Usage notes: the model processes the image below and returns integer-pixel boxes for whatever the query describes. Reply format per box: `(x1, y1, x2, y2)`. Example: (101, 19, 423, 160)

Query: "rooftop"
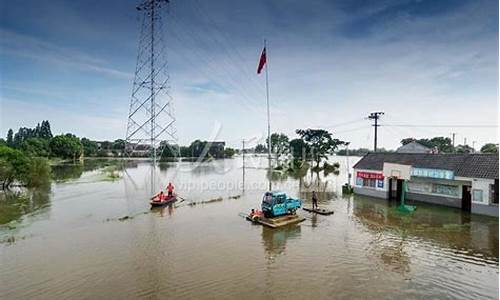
(353, 153, 499, 179)
(396, 141, 432, 153)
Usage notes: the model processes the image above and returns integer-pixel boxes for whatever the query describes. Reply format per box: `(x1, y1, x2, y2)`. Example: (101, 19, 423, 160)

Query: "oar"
(176, 195, 188, 203)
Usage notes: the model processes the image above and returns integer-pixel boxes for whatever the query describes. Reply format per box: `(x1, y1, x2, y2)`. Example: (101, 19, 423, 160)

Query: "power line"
(321, 118, 366, 129)
(381, 124, 498, 128)
(335, 125, 369, 134)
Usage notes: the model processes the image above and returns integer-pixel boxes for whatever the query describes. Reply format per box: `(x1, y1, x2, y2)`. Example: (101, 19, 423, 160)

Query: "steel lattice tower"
(126, 0, 176, 164)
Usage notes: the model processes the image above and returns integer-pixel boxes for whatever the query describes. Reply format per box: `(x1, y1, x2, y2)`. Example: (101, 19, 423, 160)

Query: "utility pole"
(464, 137, 467, 146)
(368, 112, 384, 152)
(451, 133, 456, 152)
(242, 139, 246, 193)
(242, 139, 245, 166)
(472, 141, 476, 153)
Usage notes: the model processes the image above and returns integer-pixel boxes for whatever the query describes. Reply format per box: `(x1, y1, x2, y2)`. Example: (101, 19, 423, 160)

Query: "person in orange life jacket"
(166, 182, 174, 197)
(152, 191, 166, 202)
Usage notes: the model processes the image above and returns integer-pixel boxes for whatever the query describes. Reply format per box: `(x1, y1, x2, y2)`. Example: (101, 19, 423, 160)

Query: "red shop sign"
(357, 171, 384, 180)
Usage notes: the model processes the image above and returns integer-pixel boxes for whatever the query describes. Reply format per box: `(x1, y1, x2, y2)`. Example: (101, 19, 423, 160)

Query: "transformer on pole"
(126, 0, 176, 165)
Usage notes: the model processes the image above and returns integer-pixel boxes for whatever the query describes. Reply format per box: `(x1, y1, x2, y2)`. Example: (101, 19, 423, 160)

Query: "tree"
(49, 134, 82, 160)
(224, 147, 236, 158)
(267, 133, 289, 156)
(188, 140, 207, 158)
(295, 128, 347, 168)
(6, 129, 13, 146)
(455, 144, 474, 154)
(99, 141, 112, 150)
(0, 145, 30, 188)
(81, 138, 98, 157)
(180, 146, 191, 157)
(401, 138, 416, 145)
(289, 138, 310, 159)
(39, 120, 53, 139)
(336, 148, 371, 156)
(25, 157, 51, 188)
(160, 143, 179, 159)
(112, 139, 126, 150)
(428, 137, 454, 153)
(20, 138, 50, 157)
(480, 143, 498, 154)
(255, 144, 267, 153)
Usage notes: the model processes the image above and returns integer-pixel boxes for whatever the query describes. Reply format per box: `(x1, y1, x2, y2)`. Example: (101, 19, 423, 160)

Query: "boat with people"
(150, 195, 177, 207)
(150, 182, 178, 207)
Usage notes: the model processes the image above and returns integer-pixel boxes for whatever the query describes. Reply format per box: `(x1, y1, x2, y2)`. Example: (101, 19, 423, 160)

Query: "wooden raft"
(302, 207, 334, 215)
(255, 214, 305, 228)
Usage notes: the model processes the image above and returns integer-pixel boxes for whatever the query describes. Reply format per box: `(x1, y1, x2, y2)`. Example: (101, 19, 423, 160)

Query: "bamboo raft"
(302, 207, 334, 215)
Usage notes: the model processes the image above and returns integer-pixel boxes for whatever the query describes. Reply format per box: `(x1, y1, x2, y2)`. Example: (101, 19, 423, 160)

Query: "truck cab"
(261, 191, 302, 218)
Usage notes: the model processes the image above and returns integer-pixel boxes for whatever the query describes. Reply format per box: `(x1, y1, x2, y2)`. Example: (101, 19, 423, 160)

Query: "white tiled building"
(353, 153, 499, 217)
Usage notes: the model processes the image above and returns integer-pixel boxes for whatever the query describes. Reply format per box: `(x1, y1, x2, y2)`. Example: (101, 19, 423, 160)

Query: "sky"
(0, 0, 498, 150)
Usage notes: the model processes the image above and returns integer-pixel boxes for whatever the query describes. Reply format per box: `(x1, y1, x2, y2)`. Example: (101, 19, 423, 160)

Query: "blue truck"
(261, 191, 302, 218)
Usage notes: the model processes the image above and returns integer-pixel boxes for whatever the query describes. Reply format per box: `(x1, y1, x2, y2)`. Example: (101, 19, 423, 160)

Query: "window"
(490, 183, 499, 205)
(408, 182, 431, 193)
(473, 189, 483, 203)
(431, 184, 459, 197)
(362, 178, 376, 188)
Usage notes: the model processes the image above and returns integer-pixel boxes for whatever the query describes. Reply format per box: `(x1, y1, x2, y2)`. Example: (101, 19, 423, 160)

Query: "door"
(462, 185, 472, 212)
(388, 178, 393, 200)
(396, 179, 404, 203)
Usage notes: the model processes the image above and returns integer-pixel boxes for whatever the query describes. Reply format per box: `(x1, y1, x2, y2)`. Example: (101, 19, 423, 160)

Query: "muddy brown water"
(0, 156, 498, 299)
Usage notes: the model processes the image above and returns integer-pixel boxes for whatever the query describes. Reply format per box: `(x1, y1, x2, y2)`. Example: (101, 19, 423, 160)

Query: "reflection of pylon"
(126, 0, 176, 165)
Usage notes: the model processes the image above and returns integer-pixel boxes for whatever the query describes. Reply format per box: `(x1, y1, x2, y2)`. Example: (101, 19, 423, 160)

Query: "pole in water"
(264, 39, 272, 191)
(242, 139, 246, 193)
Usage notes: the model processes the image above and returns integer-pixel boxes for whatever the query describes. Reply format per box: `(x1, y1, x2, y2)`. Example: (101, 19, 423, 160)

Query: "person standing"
(166, 182, 175, 197)
(312, 191, 318, 210)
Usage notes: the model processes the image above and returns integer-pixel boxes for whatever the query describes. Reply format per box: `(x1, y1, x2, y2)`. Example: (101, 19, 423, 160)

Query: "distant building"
(396, 141, 433, 153)
(353, 153, 499, 217)
(127, 144, 151, 157)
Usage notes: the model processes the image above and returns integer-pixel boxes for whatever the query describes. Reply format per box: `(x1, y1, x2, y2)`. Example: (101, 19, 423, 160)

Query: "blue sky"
(0, 0, 498, 149)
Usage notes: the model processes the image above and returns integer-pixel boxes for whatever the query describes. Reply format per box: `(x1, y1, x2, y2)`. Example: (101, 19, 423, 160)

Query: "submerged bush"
(323, 161, 340, 175)
(0, 145, 51, 189)
(25, 157, 51, 187)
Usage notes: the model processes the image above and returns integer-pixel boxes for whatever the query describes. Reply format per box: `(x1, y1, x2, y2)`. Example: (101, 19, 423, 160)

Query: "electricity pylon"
(126, 0, 176, 165)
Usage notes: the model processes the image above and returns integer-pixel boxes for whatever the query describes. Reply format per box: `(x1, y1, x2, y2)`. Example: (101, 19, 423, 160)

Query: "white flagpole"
(264, 39, 272, 191)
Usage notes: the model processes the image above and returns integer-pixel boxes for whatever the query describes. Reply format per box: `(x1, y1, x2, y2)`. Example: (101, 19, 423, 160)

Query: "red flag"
(257, 47, 266, 74)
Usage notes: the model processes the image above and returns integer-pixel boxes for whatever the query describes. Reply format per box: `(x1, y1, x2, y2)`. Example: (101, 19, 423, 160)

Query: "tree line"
(335, 137, 498, 156)
(160, 140, 235, 160)
(0, 120, 238, 189)
(400, 137, 498, 154)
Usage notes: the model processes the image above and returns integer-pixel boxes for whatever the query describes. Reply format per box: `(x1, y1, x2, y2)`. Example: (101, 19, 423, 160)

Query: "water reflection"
(0, 185, 51, 226)
(352, 195, 499, 262)
(261, 225, 301, 261)
(150, 204, 175, 217)
(52, 163, 84, 181)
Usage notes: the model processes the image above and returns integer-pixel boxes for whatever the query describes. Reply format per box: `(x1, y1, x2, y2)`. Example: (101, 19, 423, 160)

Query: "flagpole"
(264, 39, 272, 191)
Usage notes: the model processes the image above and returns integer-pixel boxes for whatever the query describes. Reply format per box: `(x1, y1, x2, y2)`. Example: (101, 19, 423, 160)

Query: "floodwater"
(0, 156, 498, 299)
